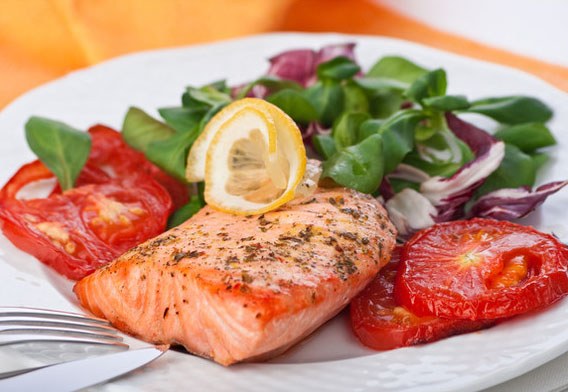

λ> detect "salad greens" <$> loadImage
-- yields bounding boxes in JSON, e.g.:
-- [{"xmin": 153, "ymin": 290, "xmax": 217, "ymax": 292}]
[{"xmin": 23, "ymin": 43, "xmax": 566, "ymax": 234}]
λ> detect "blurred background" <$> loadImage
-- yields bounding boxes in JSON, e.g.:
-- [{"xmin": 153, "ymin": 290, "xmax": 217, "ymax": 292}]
[{"xmin": 1, "ymin": 0, "xmax": 567, "ymax": 108}]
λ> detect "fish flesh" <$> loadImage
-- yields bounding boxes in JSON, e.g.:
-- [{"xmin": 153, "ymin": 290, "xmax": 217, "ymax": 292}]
[{"xmin": 74, "ymin": 187, "xmax": 397, "ymax": 365}]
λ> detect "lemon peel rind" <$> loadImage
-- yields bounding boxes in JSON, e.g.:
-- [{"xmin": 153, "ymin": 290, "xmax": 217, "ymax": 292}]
[
  {"xmin": 189, "ymin": 98, "xmax": 307, "ymax": 216},
  {"xmin": 186, "ymin": 98, "xmax": 271, "ymax": 182}
]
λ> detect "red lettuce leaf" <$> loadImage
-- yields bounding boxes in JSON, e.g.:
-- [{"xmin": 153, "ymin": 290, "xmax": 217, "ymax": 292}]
[
  {"xmin": 267, "ymin": 42, "xmax": 357, "ymax": 87},
  {"xmin": 379, "ymin": 178, "xmax": 395, "ymax": 201},
  {"xmin": 469, "ymin": 181, "xmax": 568, "ymax": 220},
  {"xmin": 389, "ymin": 163, "xmax": 430, "ymax": 183},
  {"xmin": 267, "ymin": 49, "xmax": 317, "ymax": 87},
  {"xmin": 316, "ymin": 42, "xmax": 357, "ymax": 64},
  {"xmin": 304, "ymin": 121, "xmax": 331, "ymax": 139},
  {"xmin": 385, "ymin": 188, "xmax": 438, "ymax": 237},
  {"xmin": 445, "ymin": 112, "xmax": 496, "ymax": 156},
  {"xmin": 233, "ymin": 43, "xmax": 358, "ymax": 99},
  {"xmin": 420, "ymin": 140, "xmax": 505, "ymax": 221}
]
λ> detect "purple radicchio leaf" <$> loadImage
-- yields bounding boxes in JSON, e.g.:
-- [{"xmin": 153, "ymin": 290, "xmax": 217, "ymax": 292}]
[
  {"xmin": 316, "ymin": 42, "xmax": 357, "ymax": 64},
  {"xmin": 469, "ymin": 181, "xmax": 568, "ymax": 220},
  {"xmin": 378, "ymin": 178, "xmax": 396, "ymax": 201},
  {"xmin": 267, "ymin": 43, "xmax": 358, "ymax": 88},
  {"xmin": 230, "ymin": 83, "xmax": 253, "ymax": 99},
  {"xmin": 388, "ymin": 163, "xmax": 430, "ymax": 183},
  {"xmin": 379, "ymin": 165, "xmax": 430, "ymax": 202},
  {"xmin": 230, "ymin": 81, "xmax": 276, "ymax": 99},
  {"xmin": 384, "ymin": 188, "xmax": 438, "ymax": 237},
  {"xmin": 267, "ymin": 49, "xmax": 317, "ymax": 88},
  {"xmin": 232, "ymin": 43, "xmax": 360, "ymax": 99},
  {"xmin": 303, "ymin": 121, "xmax": 330, "ymax": 140},
  {"xmin": 305, "ymin": 42, "xmax": 359, "ymax": 86},
  {"xmin": 420, "ymin": 140, "xmax": 505, "ymax": 221},
  {"xmin": 445, "ymin": 112, "xmax": 496, "ymax": 156}
]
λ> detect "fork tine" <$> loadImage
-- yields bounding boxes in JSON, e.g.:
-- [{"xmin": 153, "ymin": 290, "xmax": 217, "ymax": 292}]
[
  {"xmin": 0, "ymin": 333, "xmax": 129, "ymax": 348},
  {"xmin": 0, "ymin": 307, "xmax": 109, "ymax": 326},
  {"xmin": 0, "ymin": 307, "xmax": 128, "ymax": 348},
  {"xmin": 0, "ymin": 320, "xmax": 117, "ymax": 334},
  {"xmin": 0, "ymin": 327, "xmax": 122, "ymax": 341}
]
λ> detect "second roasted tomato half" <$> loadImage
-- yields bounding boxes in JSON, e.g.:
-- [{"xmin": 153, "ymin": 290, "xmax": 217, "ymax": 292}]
[
  {"xmin": 395, "ymin": 218, "xmax": 568, "ymax": 320},
  {"xmin": 350, "ymin": 248, "xmax": 493, "ymax": 350}
]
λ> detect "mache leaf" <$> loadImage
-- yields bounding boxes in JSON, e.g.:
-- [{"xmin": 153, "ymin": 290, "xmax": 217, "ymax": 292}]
[
  {"xmin": 322, "ymin": 134, "xmax": 384, "ymax": 194},
  {"xmin": 465, "ymin": 96, "xmax": 553, "ymax": 124},
  {"xmin": 366, "ymin": 56, "xmax": 428, "ymax": 84}
]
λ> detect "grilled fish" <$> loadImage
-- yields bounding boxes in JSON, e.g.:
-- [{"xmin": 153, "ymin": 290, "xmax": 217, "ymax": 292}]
[{"xmin": 74, "ymin": 187, "xmax": 396, "ymax": 365}]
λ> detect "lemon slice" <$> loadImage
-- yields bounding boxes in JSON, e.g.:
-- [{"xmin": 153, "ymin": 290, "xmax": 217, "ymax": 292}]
[{"xmin": 186, "ymin": 98, "xmax": 307, "ymax": 215}]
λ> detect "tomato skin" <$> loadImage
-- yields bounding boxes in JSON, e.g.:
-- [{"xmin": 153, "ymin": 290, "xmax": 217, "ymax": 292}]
[
  {"xmin": 0, "ymin": 160, "xmax": 54, "ymax": 200},
  {"xmin": 350, "ymin": 249, "xmax": 494, "ymax": 350},
  {"xmin": 0, "ymin": 126, "xmax": 182, "ymax": 280},
  {"xmin": 87, "ymin": 125, "xmax": 189, "ymax": 209},
  {"xmin": 395, "ymin": 218, "xmax": 568, "ymax": 320}
]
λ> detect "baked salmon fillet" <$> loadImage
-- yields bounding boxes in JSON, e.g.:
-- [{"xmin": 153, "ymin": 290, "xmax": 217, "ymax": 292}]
[{"xmin": 74, "ymin": 187, "xmax": 396, "ymax": 365}]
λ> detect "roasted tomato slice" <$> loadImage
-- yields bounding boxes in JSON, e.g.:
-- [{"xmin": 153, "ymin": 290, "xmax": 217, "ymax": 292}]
[
  {"xmin": 82, "ymin": 125, "xmax": 189, "ymax": 209},
  {"xmin": 0, "ymin": 126, "xmax": 182, "ymax": 280},
  {"xmin": 350, "ymin": 248, "xmax": 494, "ymax": 350},
  {"xmin": 395, "ymin": 218, "xmax": 568, "ymax": 320}
]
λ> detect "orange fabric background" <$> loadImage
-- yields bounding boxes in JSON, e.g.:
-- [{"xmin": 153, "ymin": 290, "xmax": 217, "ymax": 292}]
[{"xmin": 1, "ymin": 0, "xmax": 567, "ymax": 109}]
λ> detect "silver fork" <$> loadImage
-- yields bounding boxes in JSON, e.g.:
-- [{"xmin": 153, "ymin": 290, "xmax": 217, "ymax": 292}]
[
  {"xmin": 0, "ymin": 306, "xmax": 128, "ymax": 378},
  {"xmin": 0, "ymin": 306, "xmax": 127, "ymax": 348}
]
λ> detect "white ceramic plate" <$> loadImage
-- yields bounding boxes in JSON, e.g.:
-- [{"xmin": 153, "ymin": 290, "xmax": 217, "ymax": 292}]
[{"xmin": 1, "ymin": 33, "xmax": 568, "ymax": 392}]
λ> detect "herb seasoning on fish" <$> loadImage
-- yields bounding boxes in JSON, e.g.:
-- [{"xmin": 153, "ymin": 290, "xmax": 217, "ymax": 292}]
[{"xmin": 75, "ymin": 188, "xmax": 397, "ymax": 366}]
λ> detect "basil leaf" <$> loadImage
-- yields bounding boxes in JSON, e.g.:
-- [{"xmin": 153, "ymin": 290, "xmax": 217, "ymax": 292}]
[
  {"xmin": 316, "ymin": 57, "xmax": 360, "ymax": 80},
  {"xmin": 465, "ymin": 96, "xmax": 553, "ymax": 124},
  {"xmin": 405, "ymin": 69, "xmax": 447, "ymax": 103},
  {"xmin": 167, "ymin": 194, "xmax": 205, "ymax": 228},
  {"xmin": 25, "ymin": 116, "xmax": 91, "ymax": 191},
  {"xmin": 343, "ymin": 81, "xmax": 369, "ymax": 113},
  {"xmin": 266, "ymin": 89, "xmax": 318, "ymax": 124},
  {"xmin": 493, "ymin": 122, "xmax": 556, "ymax": 152},
  {"xmin": 122, "ymin": 107, "xmax": 175, "ymax": 153},
  {"xmin": 476, "ymin": 144, "xmax": 536, "ymax": 196},
  {"xmin": 158, "ymin": 107, "xmax": 206, "ymax": 133},
  {"xmin": 304, "ymin": 80, "xmax": 345, "ymax": 126},
  {"xmin": 366, "ymin": 56, "xmax": 428, "ymax": 84},
  {"xmin": 145, "ymin": 128, "xmax": 199, "ymax": 182},
  {"xmin": 333, "ymin": 112, "xmax": 371, "ymax": 150},
  {"xmin": 312, "ymin": 134, "xmax": 337, "ymax": 160},
  {"xmin": 422, "ymin": 95, "xmax": 470, "ymax": 111},
  {"xmin": 236, "ymin": 76, "xmax": 302, "ymax": 99},
  {"xmin": 322, "ymin": 133, "xmax": 384, "ymax": 194},
  {"xmin": 378, "ymin": 110, "xmax": 426, "ymax": 174}
]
